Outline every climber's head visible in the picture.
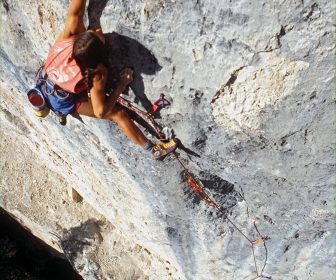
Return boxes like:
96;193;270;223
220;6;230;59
73;29;106;69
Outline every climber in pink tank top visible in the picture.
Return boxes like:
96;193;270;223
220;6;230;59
40;0;177;159
45;36;87;94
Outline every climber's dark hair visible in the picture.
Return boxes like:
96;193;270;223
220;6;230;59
73;31;106;90
73;31;105;68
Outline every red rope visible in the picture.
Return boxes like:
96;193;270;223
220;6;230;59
118;96;271;279
172;153;271;278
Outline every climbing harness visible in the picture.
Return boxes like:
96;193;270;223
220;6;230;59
117;94;272;279
27;66;78;125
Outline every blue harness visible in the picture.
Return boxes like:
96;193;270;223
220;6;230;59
35;67;79;116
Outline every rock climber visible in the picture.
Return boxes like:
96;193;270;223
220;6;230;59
34;0;176;159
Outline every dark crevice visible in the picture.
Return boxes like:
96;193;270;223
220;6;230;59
264;25;292;52
2;0;9;12
284;245;290;253
279;25;286;37
225;68;241;87
211;66;246;104
303;3;320;21
0;208;82;280
304;129;308;145
263;215;274;224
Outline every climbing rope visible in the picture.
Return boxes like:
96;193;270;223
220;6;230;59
174;153;272;279
117;95;272;279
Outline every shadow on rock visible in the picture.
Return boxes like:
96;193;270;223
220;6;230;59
181;171;241;215
87;0;109;30
200;171;242;213
87;0;161;110
199;171;234;194
55;219;104;271
105;32;162;110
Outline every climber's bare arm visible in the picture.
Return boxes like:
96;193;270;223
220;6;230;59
90;67;134;118
57;0;87;41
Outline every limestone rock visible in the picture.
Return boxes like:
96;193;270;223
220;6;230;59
1;0;335;279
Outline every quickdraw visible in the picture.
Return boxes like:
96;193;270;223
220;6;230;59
117;94;166;139
116;94;272;279
252;236;270;245
148;93;170;115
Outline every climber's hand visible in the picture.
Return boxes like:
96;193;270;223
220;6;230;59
92;64;108;93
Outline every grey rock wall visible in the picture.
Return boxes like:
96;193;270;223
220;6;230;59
1;0;335;279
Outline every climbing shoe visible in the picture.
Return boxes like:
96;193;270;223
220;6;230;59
151;139;177;160
58;114;67;126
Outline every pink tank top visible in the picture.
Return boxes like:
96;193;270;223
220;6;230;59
45;36;87;94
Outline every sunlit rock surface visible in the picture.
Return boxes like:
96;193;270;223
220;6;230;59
1;0;335;279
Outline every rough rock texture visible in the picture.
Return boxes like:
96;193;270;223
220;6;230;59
0;0;335;279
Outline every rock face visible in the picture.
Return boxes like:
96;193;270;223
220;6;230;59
0;0;335;279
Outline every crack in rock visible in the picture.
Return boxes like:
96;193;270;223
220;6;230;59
303;3;321;21
211;66;246;104
264;25;294;52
